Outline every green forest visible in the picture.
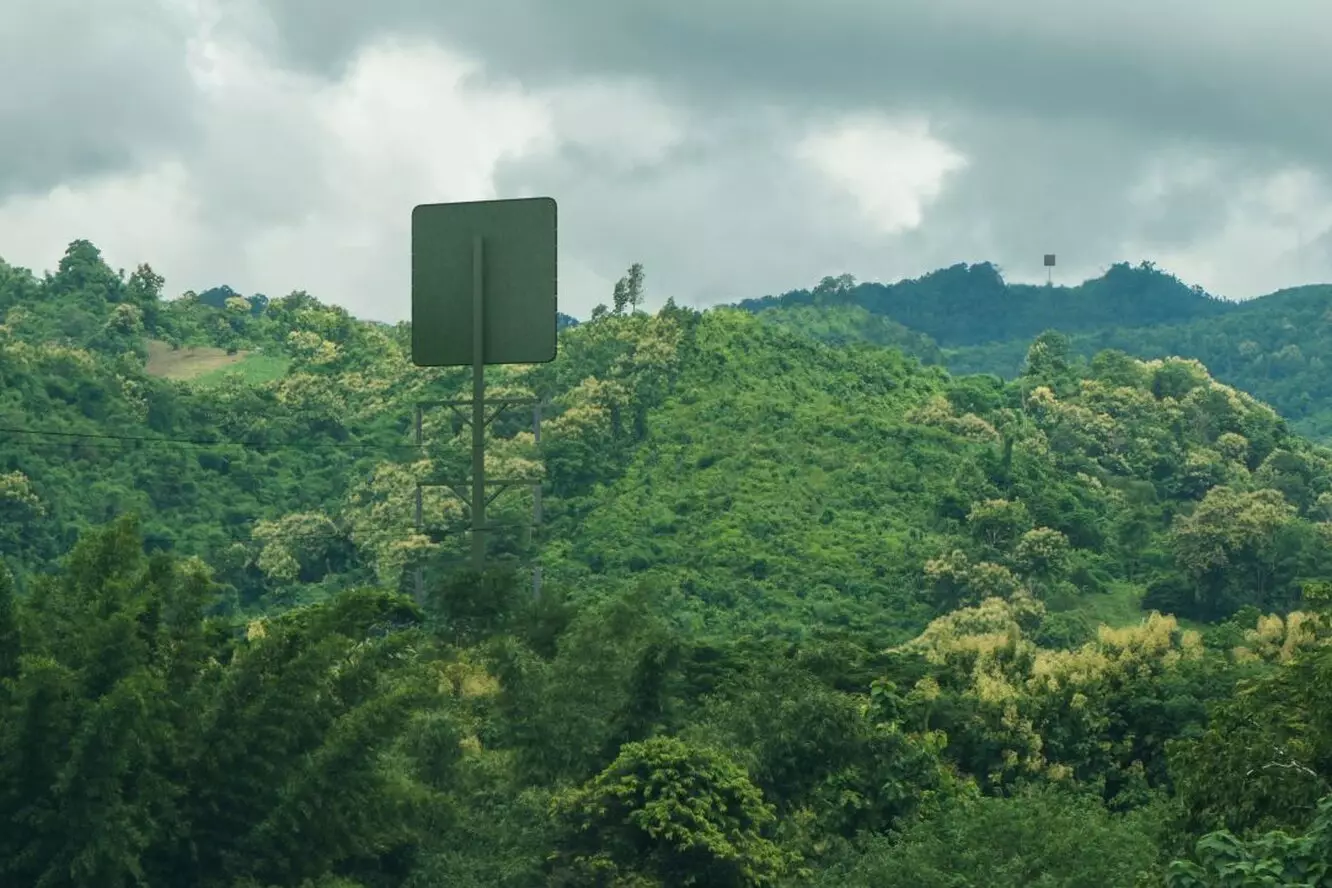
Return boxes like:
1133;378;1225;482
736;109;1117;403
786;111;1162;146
743;261;1332;442
3;240;1332;886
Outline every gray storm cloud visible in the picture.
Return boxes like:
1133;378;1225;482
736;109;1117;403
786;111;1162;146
2;0;1329;312
257;0;1332;167
0;0;202;199
251;0;1332;297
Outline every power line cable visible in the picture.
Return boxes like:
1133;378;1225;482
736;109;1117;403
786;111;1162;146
0;423;426;451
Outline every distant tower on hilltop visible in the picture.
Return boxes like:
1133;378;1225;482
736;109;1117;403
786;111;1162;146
1044;253;1056;286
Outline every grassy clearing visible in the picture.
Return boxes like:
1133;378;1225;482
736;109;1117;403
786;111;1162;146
190;353;290;387
1077;582;1150;628
1047;581;1150;631
145;340;248;379
1071;582;1211;634
143;339;289;386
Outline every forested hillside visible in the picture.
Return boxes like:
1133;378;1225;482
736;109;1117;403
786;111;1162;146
739;260;1233;347
746;261;1332;443
946;283;1332;442
3;241;1332;886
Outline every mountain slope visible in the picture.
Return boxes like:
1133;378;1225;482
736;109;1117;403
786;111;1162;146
946;283;1332;439
0;242;450;607
739;259;1332;442
7;240;1332;642
544;308;952;641
738;260;1233;347
534;312;1332;641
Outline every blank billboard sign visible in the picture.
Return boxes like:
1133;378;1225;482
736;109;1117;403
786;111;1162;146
411;197;558;367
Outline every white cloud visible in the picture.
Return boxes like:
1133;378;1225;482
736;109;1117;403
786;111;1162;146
1122;166;1332;298
0;14;558;321
244;36;557;318
0;163;199;278
795;116;968;237
5;8;955;320
3;0;1332;328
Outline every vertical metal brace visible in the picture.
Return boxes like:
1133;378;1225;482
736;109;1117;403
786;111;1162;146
532;401;542;598
470;235;486;572
532;402;543;525
413;405;424;603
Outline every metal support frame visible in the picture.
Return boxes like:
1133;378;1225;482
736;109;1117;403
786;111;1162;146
410;237;545;601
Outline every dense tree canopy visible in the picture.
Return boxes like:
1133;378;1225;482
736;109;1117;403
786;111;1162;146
744;262;1332;443
4;241;1332;883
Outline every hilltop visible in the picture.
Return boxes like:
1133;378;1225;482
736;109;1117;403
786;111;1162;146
738;260;1233;347
944;282;1332;438
741;261;1332;441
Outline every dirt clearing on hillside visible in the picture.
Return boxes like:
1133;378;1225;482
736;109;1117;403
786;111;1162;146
144;340;249;380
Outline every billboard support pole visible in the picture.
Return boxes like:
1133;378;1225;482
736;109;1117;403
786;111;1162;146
471;235;486;571
414;405;425;603
411;197;557;582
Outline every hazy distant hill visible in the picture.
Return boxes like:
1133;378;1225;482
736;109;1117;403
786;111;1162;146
738;260;1234;347
935;283;1332;439
740;261;1332;440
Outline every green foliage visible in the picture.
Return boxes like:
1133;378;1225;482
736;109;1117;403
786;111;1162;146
1168;643;1332;839
742;262;1332;444
756;303;944;363
190;353;293;387
0;518;441;887
685;652;957;840
426;567;528;646
740;260;1228;347
814;784;1164;887
488;585;687;786
612;262;646;315
0;243;448;610
954;287;1332;443
1167;795;1332;887
11;240;1332;883
0;563;17;680
547;735;796;887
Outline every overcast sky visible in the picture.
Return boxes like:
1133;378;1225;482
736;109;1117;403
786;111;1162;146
2;0;1332;321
